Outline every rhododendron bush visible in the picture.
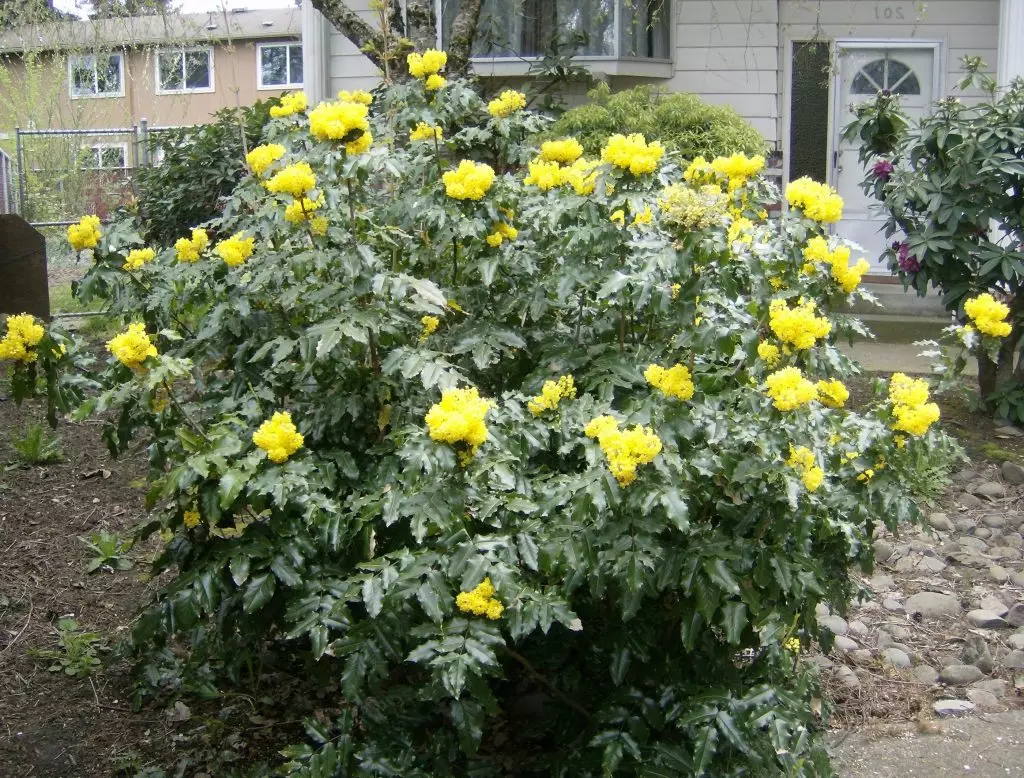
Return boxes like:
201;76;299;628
4;59;958;775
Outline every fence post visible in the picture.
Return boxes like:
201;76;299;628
14;126;25;216
139;118;148;167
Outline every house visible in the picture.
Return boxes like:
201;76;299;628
301;0;1024;273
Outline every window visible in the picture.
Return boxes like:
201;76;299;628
258;43;303;89
441;0;670;60
156;47;214;93
69;53;124;98
82;144;127;170
851;57;921;95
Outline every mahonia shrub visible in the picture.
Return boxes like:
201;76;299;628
42;59;952;776
844;59;1024;417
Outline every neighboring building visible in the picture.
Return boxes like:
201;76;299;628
0;7;303;132
303;0;1024;271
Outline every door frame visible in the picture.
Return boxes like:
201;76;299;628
828;38;944;194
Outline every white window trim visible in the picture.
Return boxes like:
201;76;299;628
68;52;126;100
155;46;216;95
256;41;303;90
82;142;129;170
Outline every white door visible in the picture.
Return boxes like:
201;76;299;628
833;44;938;270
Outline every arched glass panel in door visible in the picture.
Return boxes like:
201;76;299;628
850;57;921;95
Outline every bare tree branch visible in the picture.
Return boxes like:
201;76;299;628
446;0;483;75
405;0;436;53
307;0;388;73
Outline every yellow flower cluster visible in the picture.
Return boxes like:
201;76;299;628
245;143;285;176
408;49;447;78
106;322;157;369
485;221;518;247
765;367;817;411
283;195;325;223
523;157;600;195
802;237;870;293
785;177;844;223
964;293;1012;337
710;153;766;190
682;156;715;185
252;411;305;463
410;122;443;142
123;247;155;271
67;215;101;251
455;577;503;620
644;363;695;400
610;209;625;227
337;89;373;105
633;206;654;227
214;232;255;267
768;299;831;350
174;228;209;263
727;216;754;245
309;99;370;142
757;341;781;367
419;315;439;342
443;160;496;200
425;74;447;91
425;386;494;456
183;509;201;529
265;161;316;198
0;313;45;362
816;378;849;408
888;372;940;436
527;374;576;416
658;183;728;230
539;138;584;164
488;89;526;118
270;91;307;118
584;415;663;487
600;133;664;176
346;130;374;155
786;445;824;491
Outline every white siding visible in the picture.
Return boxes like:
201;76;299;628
326;0;382;95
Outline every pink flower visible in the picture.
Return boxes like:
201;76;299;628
873;159;894;182
895;241;920;273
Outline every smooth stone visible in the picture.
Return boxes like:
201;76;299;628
894;556;917;572
848;649;873;665
983;514;1008;529
960;537;990;552
953;469;979;483
1012;572;1024;587
966;688;1005;712
910;539;935;555
873;539;895;563
934;699;975;717
995;426;1024;438
1008;633;1024;650
881;647;912;669
939;664;985;684
1001;533;1024;548
971;678;1007;698
911;665;939;684
959;494;986;509
905;592;961;619
1001;461;1024;484
929;512;954;531
882;597;905;614
821;615;848;636
835;665;860;689
869;573;895;591
956;518;978;533
875;631;894;649
962;634;995;674
991;546;1023;561
848;620;868;637
953;553;991;570
804;654;833;669
1007;603;1024;627
833;635;858;653
917;556;947;573
975;527;994;540
979;595;1009;617
815;603;831;618
990;565;1011;584
889;625;913;640
967;609;1007;628
1002;649;1024;669
975;482;1007;499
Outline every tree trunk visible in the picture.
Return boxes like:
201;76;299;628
307;0;483;79
978;292;1024;403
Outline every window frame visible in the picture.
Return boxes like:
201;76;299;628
436;0;674;71
81;142;129;171
67;52;126;100
256;41;304;90
154;46;216;95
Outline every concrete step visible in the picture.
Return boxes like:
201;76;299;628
853;313;950;345
842;283;948;318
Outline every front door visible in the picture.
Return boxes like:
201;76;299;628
833;43;939;270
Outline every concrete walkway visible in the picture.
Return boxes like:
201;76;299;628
840;340;979;377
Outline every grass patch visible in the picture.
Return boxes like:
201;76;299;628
50;282;118;339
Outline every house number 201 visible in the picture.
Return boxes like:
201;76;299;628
874;4;906;19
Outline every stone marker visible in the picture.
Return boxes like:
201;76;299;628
0;215;49;320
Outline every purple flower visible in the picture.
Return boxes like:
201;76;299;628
896;242;920;273
873;158;894;182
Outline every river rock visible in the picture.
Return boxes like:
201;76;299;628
821;615;848;636
906;592;960;619
882;597;905;614
983;514;1008;529
955;518;978;534
966;688;1005;712
990;565;1011;584
881;647;912;669
1001;461;1024;484
967;609;1007;628
934;699;975;717
959;493;986;509
1012;572;1024;587
848;620;868;637
979;595;1009;616
1001;649;1024;669
1001;533;1024;548
971;678;1007;698
848;649;873;665
911;665;939;684
869;573;895;591
916;556;947;572
873;539;895;563
962;634;995;674
953;469;979;483
929;512;953;531
1009;633;1024;650
833;635;858;653
991;546;1023;561
960;536;990;553
938;664;985;684
975;482;1007;499
835;665;860;689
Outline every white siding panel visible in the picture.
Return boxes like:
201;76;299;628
782;1;999;27
671;69;778;93
326;0;382;96
675;0;778;24
677;22;779;47
674;46;779;72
